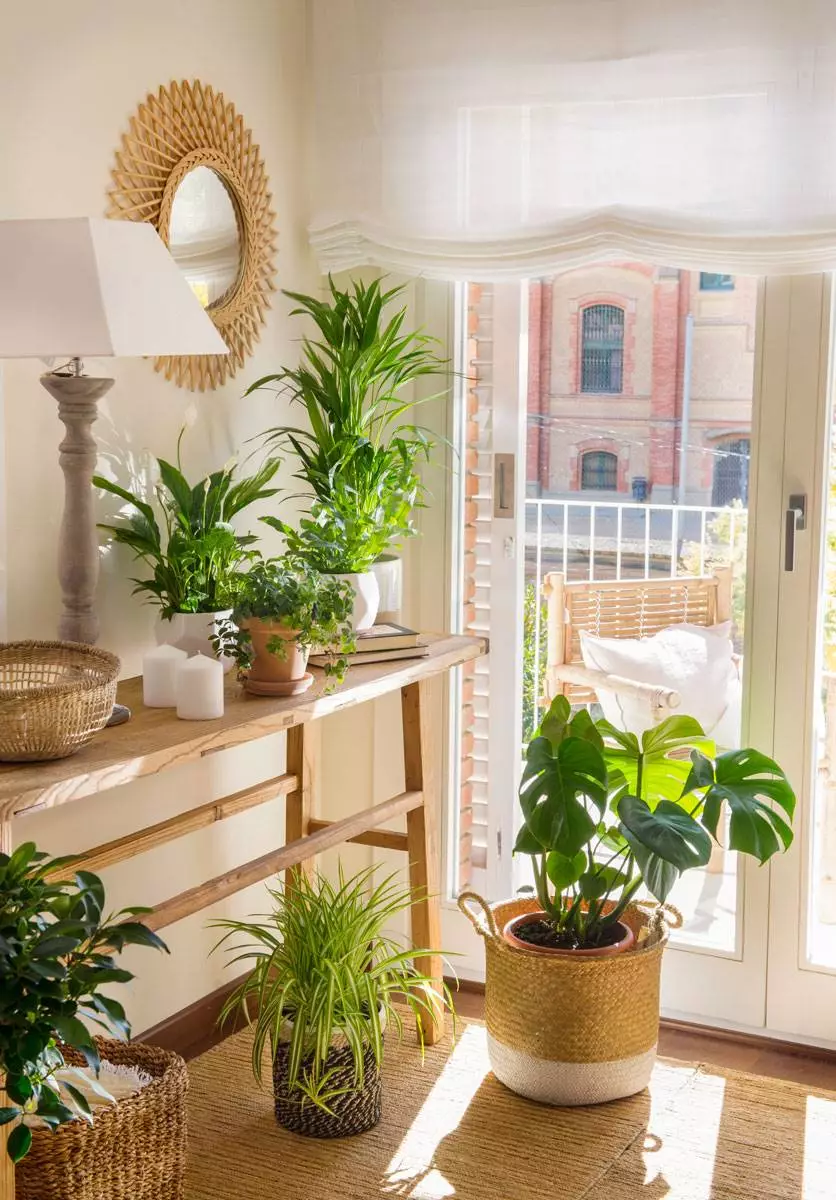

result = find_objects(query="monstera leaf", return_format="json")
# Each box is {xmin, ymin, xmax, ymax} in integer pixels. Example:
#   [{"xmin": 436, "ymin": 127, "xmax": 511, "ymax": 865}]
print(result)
[
  {"xmin": 692, "ymin": 748, "xmax": 796, "ymax": 863},
  {"xmin": 618, "ymin": 794, "xmax": 713, "ymax": 902},
  {"xmin": 518, "ymin": 734, "xmax": 608, "ymax": 859},
  {"xmin": 600, "ymin": 716, "xmax": 714, "ymax": 808}
]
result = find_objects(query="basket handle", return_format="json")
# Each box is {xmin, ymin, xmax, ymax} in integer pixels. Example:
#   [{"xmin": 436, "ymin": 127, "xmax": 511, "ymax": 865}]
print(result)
[
  {"xmin": 457, "ymin": 891, "xmax": 500, "ymax": 941},
  {"xmin": 635, "ymin": 900, "xmax": 683, "ymax": 945}
]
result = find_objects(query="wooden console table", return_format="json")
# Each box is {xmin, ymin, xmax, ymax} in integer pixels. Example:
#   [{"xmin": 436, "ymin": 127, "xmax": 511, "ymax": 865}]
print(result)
[{"xmin": 0, "ymin": 633, "xmax": 486, "ymax": 1196}]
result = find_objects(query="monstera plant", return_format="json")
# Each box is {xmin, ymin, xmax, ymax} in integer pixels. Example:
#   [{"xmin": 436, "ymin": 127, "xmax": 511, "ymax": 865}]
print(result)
[{"xmin": 510, "ymin": 698, "xmax": 796, "ymax": 952}]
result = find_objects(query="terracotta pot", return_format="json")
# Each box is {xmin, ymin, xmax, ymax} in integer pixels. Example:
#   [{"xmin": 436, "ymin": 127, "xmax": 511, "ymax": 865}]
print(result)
[
  {"xmin": 502, "ymin": 910, "xmax": 636, "ymax": 958},
  {"xmin": 242, "ymin": 619, "xmax": 311, "ymax": 696}
]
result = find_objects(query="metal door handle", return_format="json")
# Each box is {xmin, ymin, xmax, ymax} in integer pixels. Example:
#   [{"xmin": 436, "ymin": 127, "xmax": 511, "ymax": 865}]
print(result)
[
  {"xmin": 493, "ymin": 454, "xmax": 516, "ymax": 518},
  {"xmin": 784, "ymin": 494, "xmax": 807, "ymax": 572}
]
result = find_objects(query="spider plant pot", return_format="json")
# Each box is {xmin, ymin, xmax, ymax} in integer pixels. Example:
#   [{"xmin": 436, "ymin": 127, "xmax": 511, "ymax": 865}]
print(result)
[
  {"xmin": 459, "ymin": 893, "xmax": 675, "ymax": 1107},
  {"xmin": 17, "ymin": 1039, "xmax": 188, "ymax": 1200},
  {"xmin": 156, "ymin": 610, "xmax": 236, "ymax": 672},
  {"xmin": 331, "ymin": 571, "xmax": 380, "ymax": 632},
  {"xmin": 271, "ymin": 1008, "xmax": 386, "ymax": 1139},
  {"xmin": 241, "ymin": 618, "xmax": 313, "ymax": 697}
]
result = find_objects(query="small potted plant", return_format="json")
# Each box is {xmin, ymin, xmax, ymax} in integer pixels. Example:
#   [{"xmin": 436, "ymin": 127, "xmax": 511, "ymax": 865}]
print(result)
[
  {"xmin": 212, "ymin": 866, "xmax": 453, "ymax": 1139},
  {"xmin": 221, "ymin": 556, "xmax": 355, "ymax": 695},
  {"xmin": 460, "ymin": 698, "xmax": 796, "ymax": 1106},
  {"xmin": 0, "ymin": 842, "xmax": 185, "ymax": 1200},
  {"xmin": 94, "ymin": 434, "xmax": 280, "ymax": 666},
  {"xmin": 249, "ymin": 277, "xmax": 447, "ymax": 630}
]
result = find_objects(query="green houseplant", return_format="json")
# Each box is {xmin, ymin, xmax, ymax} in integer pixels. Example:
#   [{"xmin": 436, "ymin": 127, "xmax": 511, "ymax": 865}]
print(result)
[
  {"xmin": 460, "ymin": 697, "xmax": 796, "ymax": 1107},
  {"xmin": 213, "ymin": 866, "xmax": 453, "ymax": 1139},
  {"xmin": 248, "ymin": 277, "xmax": 447, "ymax": 628},
  {"xmin": 219, "ymin": 556, "xmax": 356, "ymax": 694},
  {"xmin": 94, "ymin": 436, "xmax": 280, "ymax": 660},
  {"xmin": 0, "ymin": 842, "xmax": 167, "ymax": 1164}
]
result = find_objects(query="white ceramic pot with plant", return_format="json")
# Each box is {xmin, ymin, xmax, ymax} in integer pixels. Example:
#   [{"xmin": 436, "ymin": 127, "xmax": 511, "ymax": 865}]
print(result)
[
  {"xmin": 460, "ymin": 698, "xmax": 797, "ymax": 1107},
  {"xmin": 221, "ymin": 557, "xmax": 356, "ymax": 695},
  {"xmin": 369, "ymin": 554, "xmax": 403, "ymax": 623},
  {"xmin": 95, "ymin": 439, "xmax": 281, "ymax": 668},
  {"xmin": 250, "ymin": 278, "xmax": 448, "ymax": 631},
  {"xmin": 212, "ymin": 865, "xmax": 453, "ymax": 1139}
]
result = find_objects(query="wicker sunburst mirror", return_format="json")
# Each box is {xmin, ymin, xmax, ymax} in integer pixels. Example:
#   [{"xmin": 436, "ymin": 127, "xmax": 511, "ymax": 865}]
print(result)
[{"xmin": 108, "ymin": 80, "xmax": 277, "ymax": 391}]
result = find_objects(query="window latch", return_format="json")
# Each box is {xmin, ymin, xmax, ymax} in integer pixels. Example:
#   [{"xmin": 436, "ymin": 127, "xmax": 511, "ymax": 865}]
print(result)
[
  {"xmin": 493, "ymin": 453, "xmax": 516, "ymax": 518},
  {"xmin": 784, "ymin": 494, "xmax": 807, "ymax": 572}
]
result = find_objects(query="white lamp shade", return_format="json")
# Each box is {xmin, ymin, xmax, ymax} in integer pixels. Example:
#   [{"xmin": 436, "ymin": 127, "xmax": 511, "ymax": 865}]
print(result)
[{"xmin": 0, "ymin": 217, "xmax": 229, "ymax": 359}]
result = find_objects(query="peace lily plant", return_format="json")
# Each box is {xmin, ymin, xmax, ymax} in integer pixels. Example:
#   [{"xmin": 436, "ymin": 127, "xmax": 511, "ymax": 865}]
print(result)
[{"xmin": 510, "ymin": 698, "xmax": 796, "ymax": 952}]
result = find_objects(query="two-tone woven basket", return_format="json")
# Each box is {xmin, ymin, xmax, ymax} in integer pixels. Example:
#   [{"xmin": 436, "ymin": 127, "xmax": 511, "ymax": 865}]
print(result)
[
  {"xmin": 0, "ymin": 641, "xmax": 119, "ymax": 762},
  {"xmin": 17, "ymin": 1040, "xmax": 188, "ymax": 1200},
  {"xmin": 459, "ymin": 893, "xmax": 679, "ymax": 1106}
]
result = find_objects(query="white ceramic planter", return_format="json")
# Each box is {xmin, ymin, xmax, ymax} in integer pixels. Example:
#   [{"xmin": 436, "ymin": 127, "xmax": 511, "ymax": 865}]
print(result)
[
  {"xmin": 369, "ymin": 555, "xmax": 403, "ymax": 624},
  {"xmin": 332, "ymin": 572, "xmax": 380, "ymax": 632},
  {"xmin": 155, "ymin": 610, "xmax": 236, "ymax": 673}
]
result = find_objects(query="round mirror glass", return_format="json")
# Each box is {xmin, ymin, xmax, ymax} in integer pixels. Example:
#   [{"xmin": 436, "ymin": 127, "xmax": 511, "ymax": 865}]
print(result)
[{"xmin": 167, "ymin": 166, "xmax": 242, "ymax": 310}]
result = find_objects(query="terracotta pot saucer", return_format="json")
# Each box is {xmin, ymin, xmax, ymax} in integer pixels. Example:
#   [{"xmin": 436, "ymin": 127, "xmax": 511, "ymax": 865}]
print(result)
[{"xmin": 244, "ymin": 672, "xmax": 314, "ymax": 697}]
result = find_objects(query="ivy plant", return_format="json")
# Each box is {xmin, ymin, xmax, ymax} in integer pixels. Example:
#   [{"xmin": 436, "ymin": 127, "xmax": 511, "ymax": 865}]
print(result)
[
  {"xmin": 514, "ymin": 697, "xmax": 796, "ymax": 948},
  {"xmin": 0, "ymin": 844, "xmax": 167, "ymax": 1162},
  {"xmin": 218, "ymin": 556, "xmax": 356, "ymax": 682}
]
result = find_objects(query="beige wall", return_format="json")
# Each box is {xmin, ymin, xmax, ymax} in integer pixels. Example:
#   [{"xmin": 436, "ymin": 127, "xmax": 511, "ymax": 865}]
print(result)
[{"xmin": 0, "ymin": 0, "xmax": 324, "ymax": 1032}]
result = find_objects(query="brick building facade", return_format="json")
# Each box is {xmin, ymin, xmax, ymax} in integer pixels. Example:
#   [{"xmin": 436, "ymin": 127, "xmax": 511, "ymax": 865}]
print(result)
[{"xmin": 526, "ymin": 265, "xmax": 756, "ymax": 505}]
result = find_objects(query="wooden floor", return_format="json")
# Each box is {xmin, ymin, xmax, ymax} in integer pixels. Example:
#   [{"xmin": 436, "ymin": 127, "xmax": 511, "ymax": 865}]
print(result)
[{"xmin": 453, "ymin": 987, "xmax": 836, "ymax": 1090}]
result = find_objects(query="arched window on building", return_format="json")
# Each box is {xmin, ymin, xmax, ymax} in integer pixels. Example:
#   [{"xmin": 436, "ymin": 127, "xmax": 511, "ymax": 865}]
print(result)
[
  {"xmin": 712, "ymin": 437, "xmax": 750, "ymax": 506},
  {"xmin": 580, "ymin": 450, "xmax": 618, "ymax": 491},
  {"xmin": 581, "ymin": 304, "xmax": 624, "ymax": 393}
]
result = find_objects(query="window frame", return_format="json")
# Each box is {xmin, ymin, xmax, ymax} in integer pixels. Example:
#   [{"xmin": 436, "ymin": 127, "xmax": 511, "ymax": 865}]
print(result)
[{"xmin": 579, "ymin": 303, "xmax": 625, "ymax": 394}]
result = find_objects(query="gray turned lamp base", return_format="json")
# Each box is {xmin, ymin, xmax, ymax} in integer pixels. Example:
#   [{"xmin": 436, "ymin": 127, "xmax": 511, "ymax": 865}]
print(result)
[{"xmin": 39, "ymin": 371, "xmax": 131, "ymax": 725}]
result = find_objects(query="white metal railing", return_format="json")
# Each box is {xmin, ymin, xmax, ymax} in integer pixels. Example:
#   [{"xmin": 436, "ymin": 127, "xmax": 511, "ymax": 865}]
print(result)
[{"xmin": 524, "ymin": 498, "xmax": 748, "ymax": 731}]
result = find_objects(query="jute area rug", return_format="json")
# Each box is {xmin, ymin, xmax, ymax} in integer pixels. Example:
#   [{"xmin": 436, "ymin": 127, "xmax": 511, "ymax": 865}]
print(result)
[{"xmin": 185, "ymin": 1017, "xmax": 836, "ymax": 1199}]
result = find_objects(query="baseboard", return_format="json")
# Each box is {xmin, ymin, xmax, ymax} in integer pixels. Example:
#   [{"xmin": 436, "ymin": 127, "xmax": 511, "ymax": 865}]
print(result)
[{"xmin": 137, "ymin": 973, "xmax": 250, "ymax": 1061}]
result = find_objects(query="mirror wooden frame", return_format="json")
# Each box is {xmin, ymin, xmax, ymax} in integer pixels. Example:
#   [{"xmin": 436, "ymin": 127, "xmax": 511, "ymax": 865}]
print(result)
[{"xmin": 107, "ymin": 80, "xmax": 277, "ymax": 391}]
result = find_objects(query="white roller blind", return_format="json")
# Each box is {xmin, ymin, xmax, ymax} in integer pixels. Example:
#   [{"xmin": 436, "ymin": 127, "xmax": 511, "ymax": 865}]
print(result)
[{"xmin": 310, "ymin": 0, "xmax": 836, "ymax": 277}]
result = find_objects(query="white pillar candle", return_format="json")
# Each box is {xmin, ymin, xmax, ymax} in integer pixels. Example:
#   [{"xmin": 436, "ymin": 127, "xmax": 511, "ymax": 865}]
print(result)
[
  {"xmin": 175, "ymin": 653, "xmax": 225, "ymax": 720},
  {"xmin": 142, "ymin": 643, "xmax": 188, "ymax": 708}
]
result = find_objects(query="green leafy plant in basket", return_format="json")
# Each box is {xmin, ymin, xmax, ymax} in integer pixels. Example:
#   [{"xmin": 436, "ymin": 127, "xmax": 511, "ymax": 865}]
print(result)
[
  {"xmin": 510, "ymin": 697, "xmax": 796, "ymax": 952},
  {"xmin": 248, "ymin": 277, "xmax": 448, "ymax": 571},
  {"xmin": 0, "ymin": 842, "xmax": 167, "ymax": 1162},
  {"xmin": 212, "ymin": 866, "xmax": 454, "ymax": 1138},
  {"xmin": 94, "ymin": 433, "xmax": 281, "ymax": 619}
]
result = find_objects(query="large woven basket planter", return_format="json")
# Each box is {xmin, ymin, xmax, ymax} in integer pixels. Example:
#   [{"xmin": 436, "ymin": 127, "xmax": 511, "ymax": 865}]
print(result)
[
  {"xmin": 272, "ymin": 1041, "xmax": 382, "ymax": 1138},
  {"xmin": 17, "ymin": 1040, "xmax": 188, "ymax": 1200},
  {"xmin": 459, "ymin": 893, "xmax": 677, "ymax": 1107}
]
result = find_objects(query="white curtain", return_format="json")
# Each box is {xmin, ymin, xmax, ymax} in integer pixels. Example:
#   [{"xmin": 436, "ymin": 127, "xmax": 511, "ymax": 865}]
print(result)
[{"xmin": 310, "ymin": 0, "xmax": 836, "ymax": 277}]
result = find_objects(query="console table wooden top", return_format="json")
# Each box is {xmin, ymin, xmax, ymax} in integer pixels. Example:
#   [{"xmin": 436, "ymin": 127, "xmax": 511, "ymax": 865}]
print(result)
[{"xmin": 0, "ymin": 633, "xmax": 486, "ymax": 821}]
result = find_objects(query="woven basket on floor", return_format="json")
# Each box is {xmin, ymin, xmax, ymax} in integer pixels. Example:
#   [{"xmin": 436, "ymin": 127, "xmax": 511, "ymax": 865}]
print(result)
[
  {"xmin": 17, "ymin": 1039, "xmax": 187, "ymax": 1200},
  {"xmin": 0, "ymin": 641, "xmax": 119, "ymax": 762},
  {"xmin": 272, "ymin": 1041, "xmax": 382, "ymax": 1138},
  {"xmin": 459, "ymin": 892, "xmax": 679, "ymax": 1107}
]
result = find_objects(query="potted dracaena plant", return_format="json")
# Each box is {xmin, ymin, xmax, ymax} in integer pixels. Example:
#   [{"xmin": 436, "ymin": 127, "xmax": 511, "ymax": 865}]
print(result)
[
  {"xmin": 0, "ymin": 841, "xmax": 187, "ymax": 1200},
  {"xmin": 94, "ymin": 432, "xmax": 280, "ymax": 667},
  {"xmin": 248, "ymin": 277, "xmax": 447, "ymax": 630},
  {"xmin": 217, "ymin": 555, "xmax": 356, "ymax": 695},
  {"xmin": 459, "ymin": 698, "xmax": 795, "ymax": 1107},
  {"xmin": 212, "ymin": 866, "xmax": 454, "ymax": 1139}
]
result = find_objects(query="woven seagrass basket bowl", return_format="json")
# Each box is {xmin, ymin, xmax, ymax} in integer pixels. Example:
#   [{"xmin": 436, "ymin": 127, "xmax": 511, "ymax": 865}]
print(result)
[
  {"xmin": 0, "ymin": 641, "xmax": 119, "ymax": 762},
  {"xmin": 17, "ymin": 1039, "xmax": 188, "ymax": 1200}
]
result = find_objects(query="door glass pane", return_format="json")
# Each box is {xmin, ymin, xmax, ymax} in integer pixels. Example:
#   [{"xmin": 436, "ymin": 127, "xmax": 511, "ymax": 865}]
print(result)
[
  {"xmin": 809, "ymin": 420, "xmax": 836, "ymax": 968},
  {"xmin": 521, "ymin": 265, "xmax": 757, "ymax": 953}
]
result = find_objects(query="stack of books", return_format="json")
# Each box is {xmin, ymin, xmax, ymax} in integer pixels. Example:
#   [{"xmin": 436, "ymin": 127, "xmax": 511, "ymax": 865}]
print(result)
[{"xmin": 309, "ymin": 624, "xmax": 429, "ymax": 668}]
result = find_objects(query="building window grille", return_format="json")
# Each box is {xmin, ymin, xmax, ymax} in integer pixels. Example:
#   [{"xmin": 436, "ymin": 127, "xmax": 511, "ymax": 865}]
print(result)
[
  {"xmin": 711, "ymin": 438, "xmax": 750, "ymax": 506},
  {"xmin": 700, "ymin": 272, "xmax": 735, "ymax": 291},
  {"xmin": 580, "ymin": 450, "xmax": 618, "ymax": 491},
  {"xmin": 580, "ymin": 304, "xmax": 624, "ymax": 393}
]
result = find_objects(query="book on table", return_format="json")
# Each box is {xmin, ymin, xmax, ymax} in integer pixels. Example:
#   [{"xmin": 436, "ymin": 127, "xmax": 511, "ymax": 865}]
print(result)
[
  {"xmin": 308, "ymin": 644, "xmax": 430, "ymax": 668},
  {"xmin": 353, "ymin": 624, "xmax": 427, "ymax": 653}
]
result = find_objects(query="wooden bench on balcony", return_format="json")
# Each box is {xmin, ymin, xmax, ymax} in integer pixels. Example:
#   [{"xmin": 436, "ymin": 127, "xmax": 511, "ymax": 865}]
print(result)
[{"xmin": 543, "ymin": 568, "xmax": 733, "ymax": 724}]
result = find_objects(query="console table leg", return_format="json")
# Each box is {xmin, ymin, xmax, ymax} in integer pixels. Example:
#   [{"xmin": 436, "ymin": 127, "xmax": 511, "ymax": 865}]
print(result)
[
  {"xmin": 402, "ymin": 681, "xmax": 443, "ymax": 1045},
  {"xmin": 285, "ymin": 724, "xmax": 316, "ymax": 888},
  {"xmin": 0, "ymin": 820, "xmax": 14, "ymax": 1200}
]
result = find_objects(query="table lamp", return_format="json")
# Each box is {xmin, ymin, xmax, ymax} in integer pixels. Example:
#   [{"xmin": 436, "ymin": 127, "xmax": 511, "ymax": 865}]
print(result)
[{"xmin": 0, "ymin": 217, "xmax": 228, "ymax": 658}]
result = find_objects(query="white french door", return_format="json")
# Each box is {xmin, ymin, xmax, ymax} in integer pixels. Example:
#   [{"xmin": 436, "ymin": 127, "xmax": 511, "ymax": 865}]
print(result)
[{"xmin": 444, "ymin": 269, "xmax": 836, "ymax": 1044}]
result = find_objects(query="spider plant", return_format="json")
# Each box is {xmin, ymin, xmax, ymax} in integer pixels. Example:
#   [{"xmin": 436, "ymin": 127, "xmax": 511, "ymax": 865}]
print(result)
[
  {"xmin": 94, "ymin": 433, "xmax": 281, "ymax": 619},
  {"xmin": 247, "ymin": 276, "xmax": 447, "ymax": 567},
  {"xmin": 212, "ymin": 866, "xmax": 453, "ymax": 1111}
]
